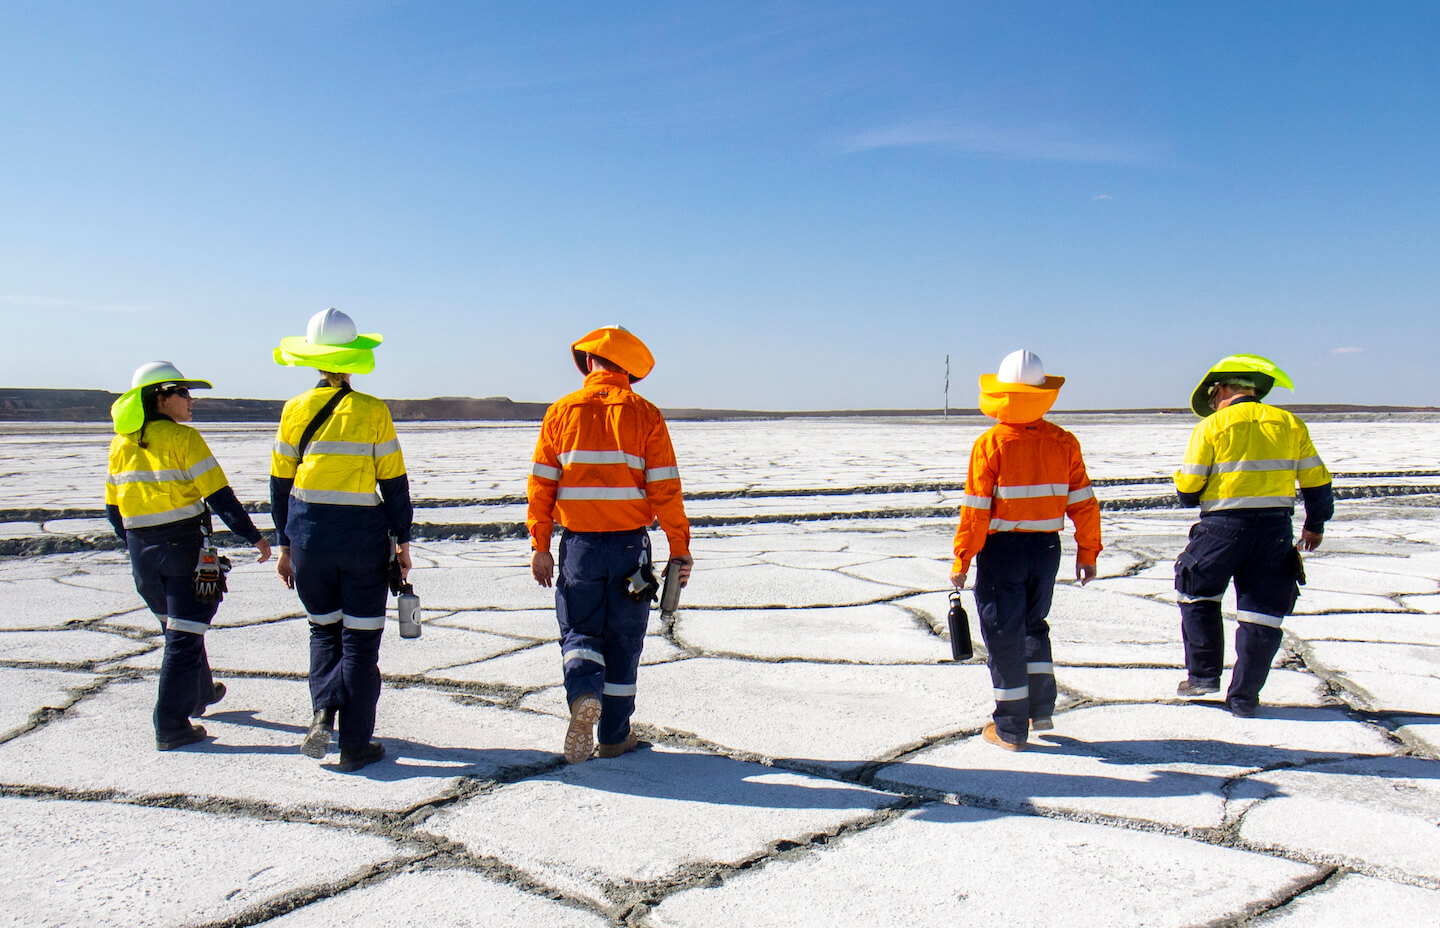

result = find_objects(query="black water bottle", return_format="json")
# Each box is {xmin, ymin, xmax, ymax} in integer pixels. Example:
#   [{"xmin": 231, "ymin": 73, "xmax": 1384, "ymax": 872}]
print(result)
[{"xmin": 947, "ymin": 591, "xmax": 973, "ymax": 661}]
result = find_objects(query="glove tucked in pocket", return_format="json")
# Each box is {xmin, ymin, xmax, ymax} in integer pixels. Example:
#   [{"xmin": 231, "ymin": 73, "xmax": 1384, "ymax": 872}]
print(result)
[{"xmin": 194, "ymin": 546, "xmax": 230, "ymax": 602}]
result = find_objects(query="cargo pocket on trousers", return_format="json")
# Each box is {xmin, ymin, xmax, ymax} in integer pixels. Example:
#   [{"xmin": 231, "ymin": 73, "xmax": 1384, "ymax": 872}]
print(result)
[{"xmin": 1174, "ymin": 551, "xmax": 1199, "ymax": 595}]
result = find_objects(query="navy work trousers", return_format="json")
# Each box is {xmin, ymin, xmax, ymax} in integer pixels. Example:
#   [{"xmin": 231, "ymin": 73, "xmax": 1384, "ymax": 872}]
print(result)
[
  {"xmin": 291, "ymin": 540, "xmax": 388, "ymax": 751},
  {"xmin": 973, "ymin": 531, "xmax": 1062, "ymax": 745},
  {"xmin": 1174, "ymin": 512, "xmax": 1299, "ymax": 711},
  {"xmin": 556, "ymin": 529, "xmax": 651, "ymax": 746},
  {"xmin": 128, "ymin": 528, "xmax": 220, "ymax": 740}
]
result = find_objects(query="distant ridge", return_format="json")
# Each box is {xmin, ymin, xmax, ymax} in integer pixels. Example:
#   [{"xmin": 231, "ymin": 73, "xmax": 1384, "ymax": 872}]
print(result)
[{"xmin": 1, "ymin": 387, "xmax": 1435, "ymax": 422}]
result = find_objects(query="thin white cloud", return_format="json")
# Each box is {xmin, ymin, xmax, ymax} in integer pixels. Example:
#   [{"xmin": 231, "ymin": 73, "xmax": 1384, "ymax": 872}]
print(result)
[
  {"xmin": 1093, "ymin": 194, "xmax": 1113, "ymax": 201},
  {"xmin": 840, "ymin": 121, "xmax": 1163, "ymax": 167},
  {"xmin": 0, "ymin": 295, "xmax": 159, "ymax": 314},
  {"xmin": 1331, "ymin": 346, "xmax": 1365, "ymax": 355}
]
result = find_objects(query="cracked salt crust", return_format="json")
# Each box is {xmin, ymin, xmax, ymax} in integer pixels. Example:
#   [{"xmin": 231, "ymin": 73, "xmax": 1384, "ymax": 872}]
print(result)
[
  {"xmin": 422, "ymin": 745, "xmax": 897, "ymax": 906},
  {"xmin": 0, "ymin": 796, "xmax": 399, "ymax": 928},
  {"xmin": 650, "ymin": 803, "xmax": 1322, "ymax": 928},
  {"xmin": 257, "ymin": 869, "xmax": 611, "ymax": 927},
  {"xmin": 2, "ymin": 418, "xmax": 1439, "ymax": 924}
]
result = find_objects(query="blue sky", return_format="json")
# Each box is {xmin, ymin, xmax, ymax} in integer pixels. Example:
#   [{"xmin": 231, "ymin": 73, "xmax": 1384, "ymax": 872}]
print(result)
[{"xmin": 2, "ymin": 1, "xmax": 1436, "ymax": 410}]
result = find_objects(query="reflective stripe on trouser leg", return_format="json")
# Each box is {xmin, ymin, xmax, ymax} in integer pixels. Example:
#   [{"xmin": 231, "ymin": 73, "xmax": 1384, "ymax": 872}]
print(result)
[
  {"xmin": 154, "ymin": 626, "xmax": 206, "ymax": 740},
  {"xmin": 1026, "ymin": 659, "xmax": 1056, "ymax": 723},
  {"xmin": 290, "ymin": 541, "xmax": 388, "ymax": 727},
  {"xmin": 1227, "ymin": 520, "xmax": 1298, "ymax": 707},
  {"xmin": 555, "ymin": 529, "xmax": 651, "ymax": 726},
  {"xmin": 599, "ymin": 537, "xmax": 649, "ymax": 745},
  {"xmin": 974, "ymin": 532, "xmax": 1061, "ymax": 743},
  {"xmin": 1175, "ymin": 519, "xmax": 1245, "ymax": 689},
  {"xmin": 335, "ymin": 627, "xmax": 383, "ymax": 750}
]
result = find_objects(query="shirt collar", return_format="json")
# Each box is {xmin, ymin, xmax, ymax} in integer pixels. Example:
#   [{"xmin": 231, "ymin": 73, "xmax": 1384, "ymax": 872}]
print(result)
[{"xmin": 584, "ymin": 369, "xmax": 632, "ymax": 389}]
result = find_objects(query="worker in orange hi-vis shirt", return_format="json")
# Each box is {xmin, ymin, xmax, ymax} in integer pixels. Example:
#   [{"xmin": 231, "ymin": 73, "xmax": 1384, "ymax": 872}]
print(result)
[
  {"xmin": 951, "ymin": 350, "xmax": 1102, "ymax": 752},
  {"xmin": 527, "ymin": 325, "xmax": 692, "ymax": 764}
]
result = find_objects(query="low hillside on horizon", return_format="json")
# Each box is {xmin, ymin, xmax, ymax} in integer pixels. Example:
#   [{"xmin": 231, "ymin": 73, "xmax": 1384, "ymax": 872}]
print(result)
[{"xmin": 1, "ymin": 387, "xmax": 1434, "ymax": 423}]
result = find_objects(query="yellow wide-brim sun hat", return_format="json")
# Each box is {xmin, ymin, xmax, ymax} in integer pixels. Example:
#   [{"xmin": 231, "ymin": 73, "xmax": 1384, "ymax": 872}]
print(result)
[
  {"xmin": 570, "ymin": 325, "xmax": 655, "ymax": 382},
  {"xmin": 1188, "ymin": 353, "xmax": 1293, "ymax": 417},
  {"xmin": 274, "ymin": 308, "xmax": 383, "ymax": 375}
]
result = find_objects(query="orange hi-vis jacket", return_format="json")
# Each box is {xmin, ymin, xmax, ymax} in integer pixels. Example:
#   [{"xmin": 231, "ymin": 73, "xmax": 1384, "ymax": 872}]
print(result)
[
  {"xmin": 527, "ymin": 370, "xmax": 690, "ymax": 557},
  {"xmin": 952, "ymin": 418, "xmax": 1102, "ymax": 574}
]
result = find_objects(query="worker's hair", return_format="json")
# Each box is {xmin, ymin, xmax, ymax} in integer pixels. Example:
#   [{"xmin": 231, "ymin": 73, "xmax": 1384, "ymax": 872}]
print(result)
[
  {"xmin": 320, "ymin": 371, "xmax": 346, "ymax": 387},
  {"xmin": 587, "ymin": 353, "xmax": 625, "ymax": 374},
  {"xmin": 1217, "ymin": 376, "xmax": 1257, "ymax": 393}
]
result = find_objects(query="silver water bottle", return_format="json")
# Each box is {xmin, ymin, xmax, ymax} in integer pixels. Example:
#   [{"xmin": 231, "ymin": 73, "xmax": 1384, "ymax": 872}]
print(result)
[
  {"xmin": 659, "ymin": 561, "xmax": 683, "ymax": 619},
  {"xmin": 397, "ymin": 582, "xmax": 422, "ymax": 638}
]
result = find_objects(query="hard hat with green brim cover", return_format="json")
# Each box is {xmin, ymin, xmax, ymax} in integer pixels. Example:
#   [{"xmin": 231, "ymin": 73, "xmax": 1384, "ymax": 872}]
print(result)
[
  {"xmin": 274, "ymin": 307, "xmax": 383, "ymax": 375},
  {"xmin": 110, "ymin": 361, "xmax": 213, "ymax": 434},
  {"xmin": 1189, "ymin": 353, "xmax": 1295, "ymax": 417},
  {"xmin": 571, "ymin": 325, "xmax": 655, "ymax": 382}
]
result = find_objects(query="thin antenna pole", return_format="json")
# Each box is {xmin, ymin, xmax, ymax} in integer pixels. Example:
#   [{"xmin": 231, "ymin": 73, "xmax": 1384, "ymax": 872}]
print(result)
[{"xmin": 944, "ymin": 354, "xmax": 950, "ymax": 419}]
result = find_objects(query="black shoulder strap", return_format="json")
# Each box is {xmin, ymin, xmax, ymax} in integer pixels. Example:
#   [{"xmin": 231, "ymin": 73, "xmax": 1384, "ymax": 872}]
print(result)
[{"xmin": 296, "ymin": 383, "xmax": 352, "ymax": 461}]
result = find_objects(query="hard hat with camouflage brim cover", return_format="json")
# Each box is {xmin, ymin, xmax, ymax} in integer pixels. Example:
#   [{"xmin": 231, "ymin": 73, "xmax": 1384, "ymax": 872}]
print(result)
[{"xmin": 1190, "ymin": 353, "xmax": 1294, "ymax": 417}]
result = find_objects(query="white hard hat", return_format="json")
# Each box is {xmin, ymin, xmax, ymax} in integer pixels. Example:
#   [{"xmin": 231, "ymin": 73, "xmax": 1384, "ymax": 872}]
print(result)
[
  {"xmin": 996, "ymin": 349, "xmax": 1048, "ymax": 387},
  {"xmin": 130, "ymin": 361, "xmax": 212, "ymax": 392},
  {"xmin": 307, "ymin": 308, "xmax": 359, "ymax": 346}
]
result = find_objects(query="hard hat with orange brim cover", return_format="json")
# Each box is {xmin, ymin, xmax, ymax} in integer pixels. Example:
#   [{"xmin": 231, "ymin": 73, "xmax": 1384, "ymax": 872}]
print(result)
[
  {"xmin": 571, "ymin": 325, "xmax": 655, "ymax": 382},
  {"xmin": 977, "ymin": 349, "xmax": 1065, "ymax": 424},
  {"xmin": 1188, "ymin": 353, "xmax": 1294, "ymax": 417}
]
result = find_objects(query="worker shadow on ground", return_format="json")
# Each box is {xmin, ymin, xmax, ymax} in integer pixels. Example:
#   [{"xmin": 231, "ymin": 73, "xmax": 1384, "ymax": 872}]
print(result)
[
  {"xmin": 1030, "ymin": 734, "xmax": 1440, "ymax": 776},
  {"xmin": 863, "ymin": 738, "xmax": 1440, "ymax": 811},
  {"xmin": 1162, "ymin": 700, "xmax": 1440, "ymax": 726},
  {"xmin": 191, "ymin": 709, "xmax": 560, "ymax": 781},
  {"xmin": 317, "ymin": 742, "xmax": 559, "ymax": 782},
  {"xmin": 568, "ymin": 743, "xmax": 1304, "ymax": 812},
  {"xmin": 546, "ymin": 744, "xmax": 907, "ymax": 811}
]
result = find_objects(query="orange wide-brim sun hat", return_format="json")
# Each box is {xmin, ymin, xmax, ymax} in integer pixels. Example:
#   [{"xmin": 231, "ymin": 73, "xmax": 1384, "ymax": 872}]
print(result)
[{"xmin": 570, "ymin": 325, "xmax": 655, "ymax": 382}]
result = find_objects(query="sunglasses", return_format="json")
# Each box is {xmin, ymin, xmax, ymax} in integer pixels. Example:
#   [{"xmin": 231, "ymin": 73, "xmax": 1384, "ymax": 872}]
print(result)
[{"xmin": 159, "ymin": 387, "xmax": 191, "ymax": 399}]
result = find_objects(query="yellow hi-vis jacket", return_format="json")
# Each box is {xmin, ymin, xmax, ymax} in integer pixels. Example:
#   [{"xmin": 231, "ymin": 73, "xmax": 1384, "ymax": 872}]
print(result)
[
  {"xmin": 1174, "ymin": 399, "xmax": 1330, "ymax": 513},
  {"xmin": 527, "ymin": 370, "xmax": 689, "ymax": 557},
  {"xmin": 106, "ymin": 420, "xmax": 231, "ymax": 529},
  {"xmin": 271, "ymin": 387, "xmax": 406, "ymax": 506}
]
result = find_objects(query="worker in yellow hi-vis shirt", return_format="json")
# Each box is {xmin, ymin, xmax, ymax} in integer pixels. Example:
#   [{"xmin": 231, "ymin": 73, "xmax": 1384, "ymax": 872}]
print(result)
[
  {"xmin": 106, "ymin": 362, "xmax": 271, "ymax": 752},
  {"xmin": 271, "ymin": 308, "xmax": 411, "ymax": 774},
  {"xmin": 1173, "ymin": 353, "xmax": 1333, "ymax": 719}
]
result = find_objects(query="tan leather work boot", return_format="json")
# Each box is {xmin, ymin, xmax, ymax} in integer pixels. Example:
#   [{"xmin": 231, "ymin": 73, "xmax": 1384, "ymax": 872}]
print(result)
[
  {"xmin": 564, "ymin": 694, "xmax": 602, "ymax": 764},
  {"xmin": 595, "ymin": 732, "xmax": 640, "ymax": 759}
]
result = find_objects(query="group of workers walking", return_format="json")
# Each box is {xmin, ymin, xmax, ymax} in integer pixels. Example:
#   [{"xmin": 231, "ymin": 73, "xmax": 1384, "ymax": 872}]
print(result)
[
  {"xmin": 104, "ymin": 311, "xmax": 1333, "ymax": 769},
  {"xmin": 950, "ymin": 349, "xmax": 1332, "ymax": 750}
]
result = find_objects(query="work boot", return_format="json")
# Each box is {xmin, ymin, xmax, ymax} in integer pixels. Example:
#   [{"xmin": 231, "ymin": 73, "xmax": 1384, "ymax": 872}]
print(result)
[
  {"xmin": 1226, "ymin": 698, "xmax": 1258, "ymax": 719},
  {"xmin": 564, "ymin": 694, "xmax": 602, "ymax": 764},
  {"xmin": 982, "ymin": 722, "xmax": 1025, "ymax": 752},
  {"xmin": 336, "ymin": 740, "xmax": 385, "ymax": 773},
  {"xmin": 156, "ymin": 724, "xmax": 207, "ymax": 752},
  {"xmin": 191, "ymin": 681, "xmax": 226, "ymax": 718},
  {"xmin": 1031, "ymin": 717, "xmax": 1054, "ymax": 731},
  {"xmin": 1177, "ymin": 678, "xmax": 1221, "ymax": 697},
  {"xmin": 595, "ymin": 732, "xmax": 642, "ymax": 759},
  {"xmin": 300, "ymin": 708, "xmax": 337, "ymax": 759}
]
